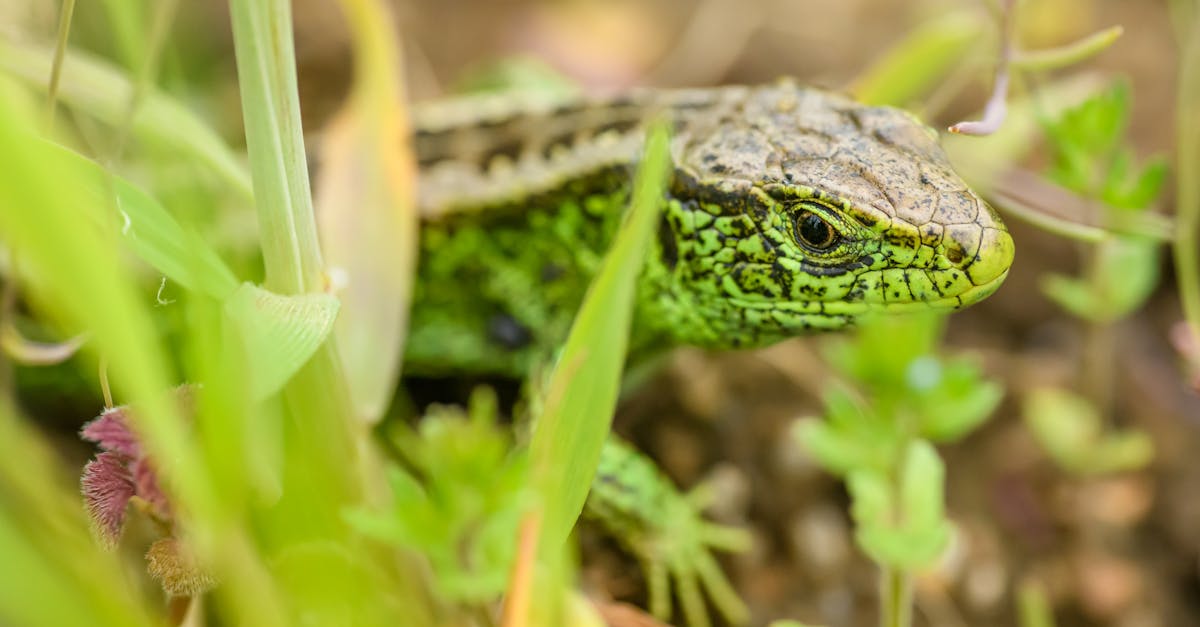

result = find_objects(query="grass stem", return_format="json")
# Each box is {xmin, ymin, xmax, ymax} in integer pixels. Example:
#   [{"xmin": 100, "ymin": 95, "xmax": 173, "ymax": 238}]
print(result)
[
  {"xmin": 880, "ymin": 566, "xmax": 913, "ymax": 627},
  {"xmin": 46, "ymin": 0, "xmax": 76, "ymax": 129}
]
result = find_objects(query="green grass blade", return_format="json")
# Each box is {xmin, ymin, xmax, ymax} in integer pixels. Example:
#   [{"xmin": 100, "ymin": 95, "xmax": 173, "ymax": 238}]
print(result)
[
  {"xmin": 529, "ymin": 122, "xmax": 671, "ymax": 554},
  {"xmin": 0, "ymin": 39, "xmax": 252, "ymax": 199},
  {"xmin": 851, "ymin": 11, "xmax": 986, "ymax": 106}
]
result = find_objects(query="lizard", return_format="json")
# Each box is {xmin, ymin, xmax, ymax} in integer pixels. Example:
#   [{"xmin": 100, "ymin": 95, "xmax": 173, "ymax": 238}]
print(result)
[{"xmin": 401, "ymin": 80, "xmax": 1015, "ymax": 626}]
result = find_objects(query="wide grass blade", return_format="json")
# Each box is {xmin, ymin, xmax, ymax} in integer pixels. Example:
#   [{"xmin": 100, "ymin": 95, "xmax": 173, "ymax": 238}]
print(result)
[{"xmin": 529, "ymin": 122, "xmax": 671, "ymax": 554}]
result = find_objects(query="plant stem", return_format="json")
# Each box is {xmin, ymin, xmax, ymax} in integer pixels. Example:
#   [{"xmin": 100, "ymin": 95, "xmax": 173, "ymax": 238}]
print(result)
[
  {"xmin": 1082, "ymin": 238, "xmax": 1115, "ymax": 420},
  {"xmin": 880, "ymin": 408, "xmax": 916, "ymax": 627},
  {"xmin": 1013, "ymin": 26, "xmax": 1123, "ymax": 72},
  {"xmin": 989, "ymin": 193, "xmax": 1107, "ymax": 242},
  {"xmin": 227, "ymin": 0, "xmax": 325, "ymax": 295},
  {"xmin": 227, "ymin": 0, "xmax": 361, "ymax": 511},
  {"xmin": 881, "ymin": 566, "xmax": 913, "ymax": 627},
  {"xmin": 1175, "ymin": 12, "xmax": 1200, "ymax": 352}
]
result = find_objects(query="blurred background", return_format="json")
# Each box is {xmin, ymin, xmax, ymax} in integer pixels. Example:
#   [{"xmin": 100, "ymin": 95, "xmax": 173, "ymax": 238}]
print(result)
[{"xmin": 3, "ymin": 0, "xmax": 1198, "ymax": 626}]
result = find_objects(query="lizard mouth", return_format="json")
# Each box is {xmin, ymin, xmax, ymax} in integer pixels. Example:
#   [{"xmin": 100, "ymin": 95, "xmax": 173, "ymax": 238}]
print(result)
[
  {"xmin": 866, "ymin": 268, "xmax": 1010, "ymax": 314},
  {"xmin": 728, "ymin": 267, "xmax": 1011, "ymax": 318},
  {"xmin": 821, "ymin": 267, "xmax": 1011, "ymax": 316}
]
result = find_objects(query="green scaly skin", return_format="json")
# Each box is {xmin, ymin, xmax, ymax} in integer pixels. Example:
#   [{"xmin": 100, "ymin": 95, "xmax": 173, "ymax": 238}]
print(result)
[{"xmin": 404, "ymin": 82, "xmax": 1015, "ymax": 626}]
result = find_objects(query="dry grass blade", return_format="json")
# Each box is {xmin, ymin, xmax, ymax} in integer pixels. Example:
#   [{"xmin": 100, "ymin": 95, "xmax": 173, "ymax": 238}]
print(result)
[{"xmin": 316, "ymin": 0, "xmax": 418, "ymax": 424}]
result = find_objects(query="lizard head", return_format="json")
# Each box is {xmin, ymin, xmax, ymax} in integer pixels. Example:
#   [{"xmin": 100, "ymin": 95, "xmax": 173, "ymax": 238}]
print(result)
[{"xmin": 644, "ymin": 84, "xmax": 1015, "ymax": 348}]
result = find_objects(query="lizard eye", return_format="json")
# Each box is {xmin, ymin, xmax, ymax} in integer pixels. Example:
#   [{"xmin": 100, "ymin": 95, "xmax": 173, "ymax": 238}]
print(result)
[{"xmin": 793, "ymin": 210, "xmax": 839, "ymax": 250}]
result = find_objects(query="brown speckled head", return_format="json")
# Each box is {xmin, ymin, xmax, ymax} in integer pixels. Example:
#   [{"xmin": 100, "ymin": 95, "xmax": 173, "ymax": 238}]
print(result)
[{"xmin": 642, "ymin": 83, "xmax": 1014, "ymax": 347}]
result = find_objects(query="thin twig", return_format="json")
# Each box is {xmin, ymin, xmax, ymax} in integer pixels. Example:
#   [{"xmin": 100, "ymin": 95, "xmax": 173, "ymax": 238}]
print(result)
[
  {"xmin": 989, "ymin": 169, "xmax": 1175, "ymax": 243},
  {"xmin": 948, "ymin": 0, "xmax": 1014, "ymax": 136},
  {"xmin": 1013, "ymin": 26, "xmax": 1123, "ymax": 71}
]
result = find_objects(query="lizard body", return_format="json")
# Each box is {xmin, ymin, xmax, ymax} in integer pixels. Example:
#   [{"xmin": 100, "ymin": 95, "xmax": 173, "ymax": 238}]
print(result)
[{"xmin": 405, "ymin": 82, "xmax": 1013, "ymax": 376}]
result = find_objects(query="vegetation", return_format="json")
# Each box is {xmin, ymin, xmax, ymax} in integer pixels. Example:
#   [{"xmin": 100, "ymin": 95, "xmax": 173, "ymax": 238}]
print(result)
[{"xmin": 1, "ymin": 1, "xmax": 1198, "ymax": 626}]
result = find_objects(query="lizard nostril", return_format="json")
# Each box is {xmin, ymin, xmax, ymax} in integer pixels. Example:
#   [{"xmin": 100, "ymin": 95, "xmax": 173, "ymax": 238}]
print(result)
[{"xmin": 945, "ymin": 245, "xmax": 965, "ymax": 265}]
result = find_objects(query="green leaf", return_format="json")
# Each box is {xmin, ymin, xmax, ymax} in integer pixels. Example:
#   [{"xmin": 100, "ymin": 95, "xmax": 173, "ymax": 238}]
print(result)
[
  {"xmin": 856, "ymin": 524, "xmax": 950, "ymax": 572},
  {"xmin": 314, "ymin": 0, "xmax": 419, "ymax": 424},
  {"xmin": 1041, "ymin": 79, "xmax": 1139, "ymax": 200},
  {"xmin": 0, "ymin": 80, "xmax": 285, "ymax": 625},
  {"xmin": 1023, "ymin": 387, "xmax": 1155, "ymax": 475},
  {"xmin": 792, "ymin": 419, "xmax": 872, "ymax": 477},
  {"xmin": 1095, "ymin": 236, "xmax": 1160, "ymax": 317},
  {"xmin": 1024, "ymin": 387, "xmax": 1099, "ymax": 465},
  {"xmin": 33, "ymin": 138, "xmax": 239, "ymax": 299},
  {"xmin": 901, "ymin": 441, "xmax": 947, "ymax": 530},
  {"xmin": 1040, "ymin": 273, "xmax": 1097, "ymax": 319},
  {"xmin": 847, "ymin": 469, "xmax": 891, "ymax": 529},
  {"xmin": 1013, "ymin": 26, "xmax": 1124, "ymax": 72},
  {"xmin": 1089, "ymin": 433, "xmax": 1156, "ymax": 475},
  {"xmin": 228, "ymin": 0, "xmax": 361, "ymax": 539},
  {"xmin": 849, "ymin": 442, "xmax": 950, "ymax": 570},
  {"xmin": 795, "ymin": 384, "xmax": 906, "ymax": 476},
  {"xmin": 1041, "ymin": 78, "xmax": 1167, "ymax": 217},
  {"xmin": 1049, "ymin": 79, "xmax": 1130, "ymax": 156},
  {"xmin": 918, "ymin": 362, "xmax": 1005, "ymax": 442},
  {"xmin": 223, "ymin": 283, "xmax": 340, "ymax": 401},
  {"xmin": 1044, "ymin": 236, "xmax": 1160, "ymax": 322},
  {"xmin": 1105, "ymin": 155, "xmax": 1168, "ymax": 210},
  {"xmin": 1017, "ymin": 580, "xmax": 1057, "ymax": 627}
]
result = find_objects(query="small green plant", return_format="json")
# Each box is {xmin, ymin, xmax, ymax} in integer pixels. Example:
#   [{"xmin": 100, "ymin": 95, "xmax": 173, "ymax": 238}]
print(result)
[
  {"xmin": 792, "ymin": 313, "xmax": 1003, "ymax": 627},
  {"xmin": 347, "ymin": 388, "xmax": 530, "ymax": 607},
  {"xmin": 1039, "ymin": 80, "xmax": 1167, "ymax": 322},
  {"xmin": 1025, "ymin": 80, "xmax": 1164, "ymax": 475}
]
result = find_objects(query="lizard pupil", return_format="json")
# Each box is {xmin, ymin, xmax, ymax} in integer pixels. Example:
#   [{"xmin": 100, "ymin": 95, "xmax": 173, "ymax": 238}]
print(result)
[{"xmin": 795, "ymin": 211, "xmax": 837, "ymax": 250}]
